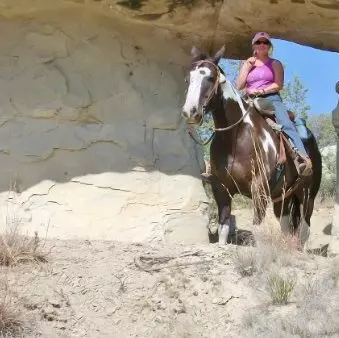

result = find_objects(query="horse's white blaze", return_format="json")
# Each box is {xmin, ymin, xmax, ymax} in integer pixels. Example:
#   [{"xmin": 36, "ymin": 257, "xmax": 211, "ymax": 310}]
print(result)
[
  {"xmin": 221, "ymin": 79, "xmax": 254, "ymax": 126},
  {"xmin": 183, "ymin": 67, "xmax": 211, "ymax": 117}
]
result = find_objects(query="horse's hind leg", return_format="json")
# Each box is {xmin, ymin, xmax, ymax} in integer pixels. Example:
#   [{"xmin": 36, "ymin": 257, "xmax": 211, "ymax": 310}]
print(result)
[
  {"xmin": 274, "ymin": 195, "xmax": 312, "ymax": 250},
  {"xmin": 210, "ymin": 179, "xmax": 232, "ymax": 245},
  {"xmin": 273, "ymin": 198, "xmax": 296, "ymax": 236},
  {"xmin": 296, "ymin": 191, "xmax": 314, "ymax": 249}
]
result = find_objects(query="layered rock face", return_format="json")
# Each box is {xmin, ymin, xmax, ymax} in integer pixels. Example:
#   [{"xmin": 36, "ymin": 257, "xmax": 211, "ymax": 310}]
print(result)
[{"xmin": 0, "ymin": 7, "xmax": 209, "ymax": 242}]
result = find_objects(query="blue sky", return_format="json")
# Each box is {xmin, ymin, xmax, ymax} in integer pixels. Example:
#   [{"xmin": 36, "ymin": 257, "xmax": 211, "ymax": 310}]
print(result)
[{"xmin": 222, "ymin": 39, "xmax": 339, "ymax": 115}]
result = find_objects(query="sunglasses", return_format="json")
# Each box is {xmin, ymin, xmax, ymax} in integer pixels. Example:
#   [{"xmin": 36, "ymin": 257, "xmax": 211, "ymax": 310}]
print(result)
[{"xmin": 255, "ymin": 40, "xmax": 270, "ymax": 45}]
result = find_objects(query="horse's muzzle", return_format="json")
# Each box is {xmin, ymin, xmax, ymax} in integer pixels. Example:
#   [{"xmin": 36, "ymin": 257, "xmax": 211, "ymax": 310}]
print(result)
[
  {"xmin": 182, "ymin": 107, "xmax": 202, "ymax": 124},
  {"xmin": 182, "ymin": 106, "xmax": 197, "ymax": 119}
]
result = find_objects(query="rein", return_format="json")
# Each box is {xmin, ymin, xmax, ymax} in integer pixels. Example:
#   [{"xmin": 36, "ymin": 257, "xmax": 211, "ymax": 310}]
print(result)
[{"xmin": 186, "ymin": 59, "xmax": 251, "ymax": 146}]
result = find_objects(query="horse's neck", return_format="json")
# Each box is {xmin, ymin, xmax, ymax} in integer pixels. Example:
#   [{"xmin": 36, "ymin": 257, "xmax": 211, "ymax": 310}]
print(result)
[{"xmin": 211, "ymin": 80, "xmax": 249, "ymax": 130}]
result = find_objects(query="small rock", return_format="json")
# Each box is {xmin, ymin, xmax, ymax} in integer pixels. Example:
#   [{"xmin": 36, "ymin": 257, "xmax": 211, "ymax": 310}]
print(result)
[
  {"xmin": 58, "ymin": 316, "xmax": 68, "ymax": 323},
  {"xmin": 156, "ymin": 301, "xmax": 166, "ymax": 310},
  {"xmin": 155, "ymin": 316, "xmax": 162, "ymax": 323},
  {"xmin": 77, "ymin": 313, "xmax": 84, "ymax": 321},
  {"xmin": 193, "ymin": 291, "xmax": 198, "ymax": 296},
  {"xmin": 72, "ymin": 328, "xmax": 87, "ymax": 337},
  {"xmin": 173, "ymin": 299, "xmax": 186, "ymax": 314},
  {"xmin": 49, "ymin": 299, "xmax": 61, "ymax": 308},
  {"xmin": 55, "ymin": 322, "xmax": 67, "ymax": 330},
  {"xmin": 210, "ymin": 269, "xmax": 221, "ymax": 276},
  {"xmin": 212, "ymin": 297, "xmax": 232, "ymax": 305},
  {"xmin": 106, "ymin": 307, "xmax": 118, "ymax": 316},
  {"xmin": 42, "ymin": 308, "xmax": 59, "ymax": 321}
]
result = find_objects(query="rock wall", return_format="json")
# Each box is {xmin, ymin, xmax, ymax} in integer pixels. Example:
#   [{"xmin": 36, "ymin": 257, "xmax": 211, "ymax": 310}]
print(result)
[{"xmin": 0, "ymin": 9, "xmax": 209, "ymax": 243}]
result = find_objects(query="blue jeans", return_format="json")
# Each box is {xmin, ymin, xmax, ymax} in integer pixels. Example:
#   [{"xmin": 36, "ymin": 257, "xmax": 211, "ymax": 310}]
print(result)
[{"xmin": 263, "ymin": 93, "xmax": 308, "ymax": 157}]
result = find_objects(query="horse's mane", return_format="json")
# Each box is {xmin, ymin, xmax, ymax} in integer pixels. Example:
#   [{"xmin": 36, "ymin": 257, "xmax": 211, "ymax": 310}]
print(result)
[{"xmin": 217, "ymin": 66, "xmax": 248, "ymax": 117}]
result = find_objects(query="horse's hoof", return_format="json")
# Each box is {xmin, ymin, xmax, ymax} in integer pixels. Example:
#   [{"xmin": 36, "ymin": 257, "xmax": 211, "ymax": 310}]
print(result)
[{"xmin": 218, "ymin": 224, "xmax": 229, "ymax": 245}]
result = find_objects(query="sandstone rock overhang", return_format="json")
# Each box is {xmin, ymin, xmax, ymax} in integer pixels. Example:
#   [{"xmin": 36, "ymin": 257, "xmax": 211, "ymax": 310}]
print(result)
[
  {"xmin": 3, "ymin": 0, "xmax": 338, "ymax": 58},
  {"xmin": 0, "ymin": 0, "xmax": 337, "ymax": 243}
]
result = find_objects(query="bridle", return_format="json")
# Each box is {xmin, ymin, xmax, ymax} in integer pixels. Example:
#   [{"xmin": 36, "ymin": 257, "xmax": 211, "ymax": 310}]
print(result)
[{"xmin": 185, "ymin": 59, "xmax": 250, "ymax": 145}]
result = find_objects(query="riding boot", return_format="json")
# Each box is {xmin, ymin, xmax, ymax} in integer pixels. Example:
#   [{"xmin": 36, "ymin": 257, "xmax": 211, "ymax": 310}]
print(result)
[{"xmin": 296, "ymin": 153, "xmax": 313, "ymax": 177}]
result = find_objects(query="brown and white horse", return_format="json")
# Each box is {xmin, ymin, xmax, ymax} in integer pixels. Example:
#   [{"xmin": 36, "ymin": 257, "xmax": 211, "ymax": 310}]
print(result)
[{"xmin": 181, "ymin": 45, "xmax": 322, "ymax": 248}]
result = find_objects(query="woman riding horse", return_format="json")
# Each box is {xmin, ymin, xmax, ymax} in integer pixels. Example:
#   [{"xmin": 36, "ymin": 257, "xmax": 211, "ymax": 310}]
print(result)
[{"xmin": 236, "ymin": 32, "xmax": 312, "ymax": 177}]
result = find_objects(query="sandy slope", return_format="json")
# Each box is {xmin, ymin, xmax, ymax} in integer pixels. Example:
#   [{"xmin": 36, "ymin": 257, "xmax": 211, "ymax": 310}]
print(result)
[{"xmin": 2, "ymin": 204, "xmax": 337, "ymax": 338}]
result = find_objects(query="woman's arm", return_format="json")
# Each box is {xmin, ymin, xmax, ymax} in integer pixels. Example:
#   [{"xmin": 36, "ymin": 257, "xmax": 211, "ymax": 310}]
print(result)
[
  {"xmin": 261, "ymin": 60, "xmax": 284, "ymax": 95},
  {"xmin": 236, "ymin": 59, "xmax": 255, "ymax": 90}
]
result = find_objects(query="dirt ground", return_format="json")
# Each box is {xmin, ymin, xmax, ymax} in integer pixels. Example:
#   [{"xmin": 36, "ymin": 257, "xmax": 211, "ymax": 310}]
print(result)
[{"xmin": 2, "ymin": 202, "xmax": 338, "ymax": 338}]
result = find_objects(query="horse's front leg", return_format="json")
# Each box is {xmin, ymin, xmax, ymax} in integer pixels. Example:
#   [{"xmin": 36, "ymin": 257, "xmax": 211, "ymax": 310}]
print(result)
[
  {"xmin": 218, "ymin": 204, "xmax": 232, "ymax": 245},
  {"xmin": 210, "ymin": 179, "xmax": 232, "ymax": 245}
]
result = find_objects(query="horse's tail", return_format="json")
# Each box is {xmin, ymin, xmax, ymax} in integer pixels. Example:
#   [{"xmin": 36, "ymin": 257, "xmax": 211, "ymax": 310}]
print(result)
[{"xmin": 305, "ymin": 126, "xmax": 322, "ymax": 198}]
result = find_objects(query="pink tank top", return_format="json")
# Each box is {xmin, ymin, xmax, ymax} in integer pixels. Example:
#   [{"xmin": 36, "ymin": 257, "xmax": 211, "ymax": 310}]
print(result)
[{"xmin": 246, "ymin": 59, "xmax": 275, "ymax": 93}]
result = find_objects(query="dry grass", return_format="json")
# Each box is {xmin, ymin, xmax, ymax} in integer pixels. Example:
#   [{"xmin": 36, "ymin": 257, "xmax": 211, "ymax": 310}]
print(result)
[
  {"xmin": 0, "ymin": 289, "xmax": 23, "ymax": 336},
  {"xmin": 0, "ymin": 214, "xmax": 48, "ymax": 267},
  {"xmin": 0, "ymin": 195, "xmax": 50, "ymax": 336},
  {"xmin": 242, "ymin": 258, "xmax": 339, "ymax": 337},
  {"xmin": 235, "ymin": 247, "xmax": 257, "ymax": 277},
  {"xmin": 267, "ymin": 270, "xmax": 296, "ymax": 304},
  {"xmin": 0, "ymin": 230, "xmax": 46, "ymax": 267}
]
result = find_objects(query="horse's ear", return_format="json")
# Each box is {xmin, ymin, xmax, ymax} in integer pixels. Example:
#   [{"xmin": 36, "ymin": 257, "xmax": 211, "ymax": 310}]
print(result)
[
  {"xmin": 214, "ymin": 45, "xmax": 225, "ymax": 64},
  {"xmin": 191, "ymin": 46, "xmax": 203, "ymax": 61}
]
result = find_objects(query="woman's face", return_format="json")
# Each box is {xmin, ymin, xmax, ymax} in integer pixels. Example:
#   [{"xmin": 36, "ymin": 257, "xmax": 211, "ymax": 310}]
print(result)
[{"xmin": 253, "ymin": 39, "xmax": 270, "ymax": 56}]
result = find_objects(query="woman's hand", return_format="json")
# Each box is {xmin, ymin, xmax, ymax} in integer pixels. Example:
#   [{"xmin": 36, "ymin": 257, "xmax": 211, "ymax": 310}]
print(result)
[
  {"xmin": 236, "ymin": 57, "xmax": 256, "ymax": 90},
  {"xmin": 244, "ymin": 57, "xmax": 256, "ymax": 69},
  {"xmin": 247, "ymin": 88, "xmax": 265, "ymax": 96}
]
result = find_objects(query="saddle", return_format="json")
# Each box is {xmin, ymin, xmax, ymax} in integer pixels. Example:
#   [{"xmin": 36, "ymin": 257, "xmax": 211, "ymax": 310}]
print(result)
[{"xmin": 252, "ymin": 97, "xmax": 295, "ymax": 123}]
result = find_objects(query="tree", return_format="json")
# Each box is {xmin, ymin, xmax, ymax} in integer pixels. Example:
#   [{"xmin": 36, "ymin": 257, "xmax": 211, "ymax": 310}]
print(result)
[
  {"xmin": 280, "ymin": 74, "xmax": 311, "ymax": 120},
  {"xmin": 307, "ymin": 113, "xmax": 337, "ymax": 148}
]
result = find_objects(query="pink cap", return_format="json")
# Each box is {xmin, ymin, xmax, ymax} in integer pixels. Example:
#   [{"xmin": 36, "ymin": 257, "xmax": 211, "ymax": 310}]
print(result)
[{"xmin": 252, "ymin": 32, "xmax": 272, "ymax": 45}]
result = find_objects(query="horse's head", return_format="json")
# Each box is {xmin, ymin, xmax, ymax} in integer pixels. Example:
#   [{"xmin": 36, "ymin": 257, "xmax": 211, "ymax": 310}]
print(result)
[{"xmin": 182, "ymin": 45, "xmax": 226, "ymax": 125}]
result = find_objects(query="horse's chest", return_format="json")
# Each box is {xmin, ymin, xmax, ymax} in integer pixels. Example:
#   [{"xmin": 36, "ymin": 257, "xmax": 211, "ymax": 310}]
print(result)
[{"xmin": 212, "ymin": 156, "xmax": 248, "ymax": 181}]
